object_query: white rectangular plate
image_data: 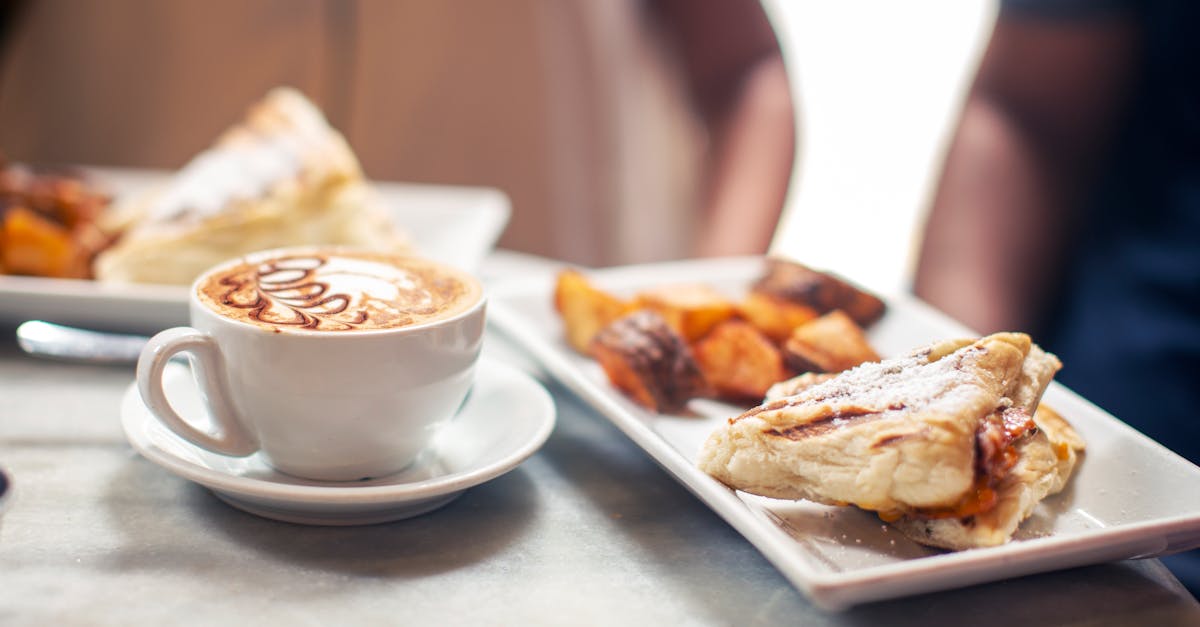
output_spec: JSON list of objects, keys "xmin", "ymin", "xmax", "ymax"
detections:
[
  {"xmin": 0, "ymin": 168, "xmax": 510, "ymax": 334},
  {"xmin": 488, "ymin": 256, "xmax": 1200, "ymax": 610}
]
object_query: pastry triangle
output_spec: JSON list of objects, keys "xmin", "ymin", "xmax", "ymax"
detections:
[
  {"xmin": 698, "ymin": 332, "xmax": 1084, "ymax": 549},
  {"xmin": 94, "ymin": 87, "xmax": 411, "ymax": 285}
]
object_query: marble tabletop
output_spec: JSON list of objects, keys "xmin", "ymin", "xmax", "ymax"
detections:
[{"xmin": 1, "ymin": 254, "xmax": 1198, "ymax": 625}]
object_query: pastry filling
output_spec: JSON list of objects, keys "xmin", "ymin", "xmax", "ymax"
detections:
[{"xmin": 902, "ymin": 406, "xmax": 1039, "ymax": 521}]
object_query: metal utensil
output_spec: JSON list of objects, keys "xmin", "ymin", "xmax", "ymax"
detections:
[{"xmin": 15, "ymin": 320, "xmax": 151, "ymax": 365}]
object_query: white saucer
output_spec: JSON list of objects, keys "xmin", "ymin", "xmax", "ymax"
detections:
[{"xmin": 120, "ymin": 358, "xmax": 556, "ymax": 525}]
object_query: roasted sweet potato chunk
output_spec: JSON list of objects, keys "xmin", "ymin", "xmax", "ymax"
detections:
[
  {"xmin": 552, "ymin": 261, "xmax": 890, "ymax": 413},
  {"xmin": 0, "ymin": 206, "xmax": 89, "ymax": 278},
  {"xmin": 753, "ymin": 257, "xmax": 886, "ymax": 326},
  {"xmin": 589, "ymin": 309, "xmax": 707, "ymax": 413},
  {"xmin": 554, "ymin": 269, "xmax": 634, "ymax": 353},
  {"xmin": 635, "ymin": 283, "xmax": 736, "ymax": 342},
  {"xmin": 693, "ymin": 319, "xmax": 788, "ymax": 401},
  {"xmin": 735, "ymin": 290, "xmax": 819, "ymax": 343},
  {"xmin": 782, "ymin": 310, "xmax": 881, "ymax": 373},
  {"xmin": 0, "ymin": 159, "xmax": 113, "ymax": 278}
]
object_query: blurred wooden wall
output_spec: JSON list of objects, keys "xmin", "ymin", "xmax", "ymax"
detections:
[{"xmin": 0, "ymin": 0, "xmax": 705, "ymax": 266}]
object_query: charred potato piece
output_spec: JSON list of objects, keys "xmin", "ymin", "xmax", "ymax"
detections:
[
  {"xmin": 693, "ymin": 319, "xmax": 788, "ymax": 401},
  {"xmin": 554, "ymin": 269, "xmax": 634, "ymax": 354},
  {"xmin": 23, "ymin": 175, "xmax": 108, "ymax": 230},
  {"xmin": 635, "ymin": 283, "xmax": 737, "ymax": 342},
  {"xmin": 782, "ymin": 310, "xmax": 881, "ymax": 373},
  {"xmin": 735, "ymin": 290, "xmax": 819, "ymax": 343},
  {"xmin": 753, "ymin": 257, "xmax": 886, "ymax": 326},
  {"xmin": 589, "ymin": 309, "xmax": 707, "ymax": 413}
]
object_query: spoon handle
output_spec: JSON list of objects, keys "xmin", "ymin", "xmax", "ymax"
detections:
[{"xmin": 16, "ymin": 320, "xmax": 150, "ymax": 365}]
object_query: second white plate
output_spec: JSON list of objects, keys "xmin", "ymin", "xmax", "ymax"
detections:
[{"xmin": 0, "ymin": 167, "xmax": 510, "ymax": 334}]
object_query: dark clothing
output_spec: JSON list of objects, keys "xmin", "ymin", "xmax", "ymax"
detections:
[
  {"xmin": 1004, "ymin": 0, "xmax": 1200, "ymax": 599},
  {"xmin": 1032, "ymin": 0, "xmax": 1200, "ymax": 467}
]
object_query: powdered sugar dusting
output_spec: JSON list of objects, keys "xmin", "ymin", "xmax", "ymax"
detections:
[
  {"xmin": 144, "ymin": 87, "xmax": 351, "ymax": 225},
  {"xmin": 744, "ymin": 343, "xmax": 989, "ymax": 424}
]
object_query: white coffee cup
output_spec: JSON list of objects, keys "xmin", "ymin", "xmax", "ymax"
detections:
[{"xmin": 136, "ymin": 246, "xmax": 486, "ymax": 481}]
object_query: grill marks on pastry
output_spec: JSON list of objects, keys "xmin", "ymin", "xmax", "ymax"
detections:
[
  {"xmin": 765, "ymin": 404, "xmax": 908, "ymax": 440},
  {"xmin": 736, "ymin": 348, "xmax": 976, "ymax": 441},
  {"xmin": 739, "ymin": 339, "xmax": 1035, "ymax": 518}
]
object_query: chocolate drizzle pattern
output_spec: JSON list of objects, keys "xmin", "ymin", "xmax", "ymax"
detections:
[
  {"xmin": 199, "ymin": 252, "xmax": 478, "ymax": 331},
  {"xmin": 221, "ymin": 256, "xmax": 359, "ymax": 329}
]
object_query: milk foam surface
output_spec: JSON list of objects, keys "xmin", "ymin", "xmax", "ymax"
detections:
[{"xmin": 197, "ymin": 251, "xmax": 480, "ymax": 331}]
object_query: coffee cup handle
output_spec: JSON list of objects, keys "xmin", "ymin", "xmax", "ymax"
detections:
[{"xmin": 137, "ymin": 327, "xmax": 259, "ymax": 457}]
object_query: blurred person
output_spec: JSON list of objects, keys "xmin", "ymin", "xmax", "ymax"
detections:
[
  {"xmin": 914, "ymin": 0, "xmax": 1200, "ymax": 595},
  {"xmin": 0, "ymin": 0, "xmax": 793, "ymax": 266}
]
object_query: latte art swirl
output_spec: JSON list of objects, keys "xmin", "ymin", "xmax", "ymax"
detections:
[{"xmin": 197, "ymin": 250, "xmax": 481, "ymax": 331}]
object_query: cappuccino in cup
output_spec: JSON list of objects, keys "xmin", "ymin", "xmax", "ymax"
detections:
[
  {"xmin": 137, "ymin": 246, "xmax": 486, "ymax": 482},
  {"xmin": 196, "ymin": 251, "xmax": 482, "ymax": 332}
]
